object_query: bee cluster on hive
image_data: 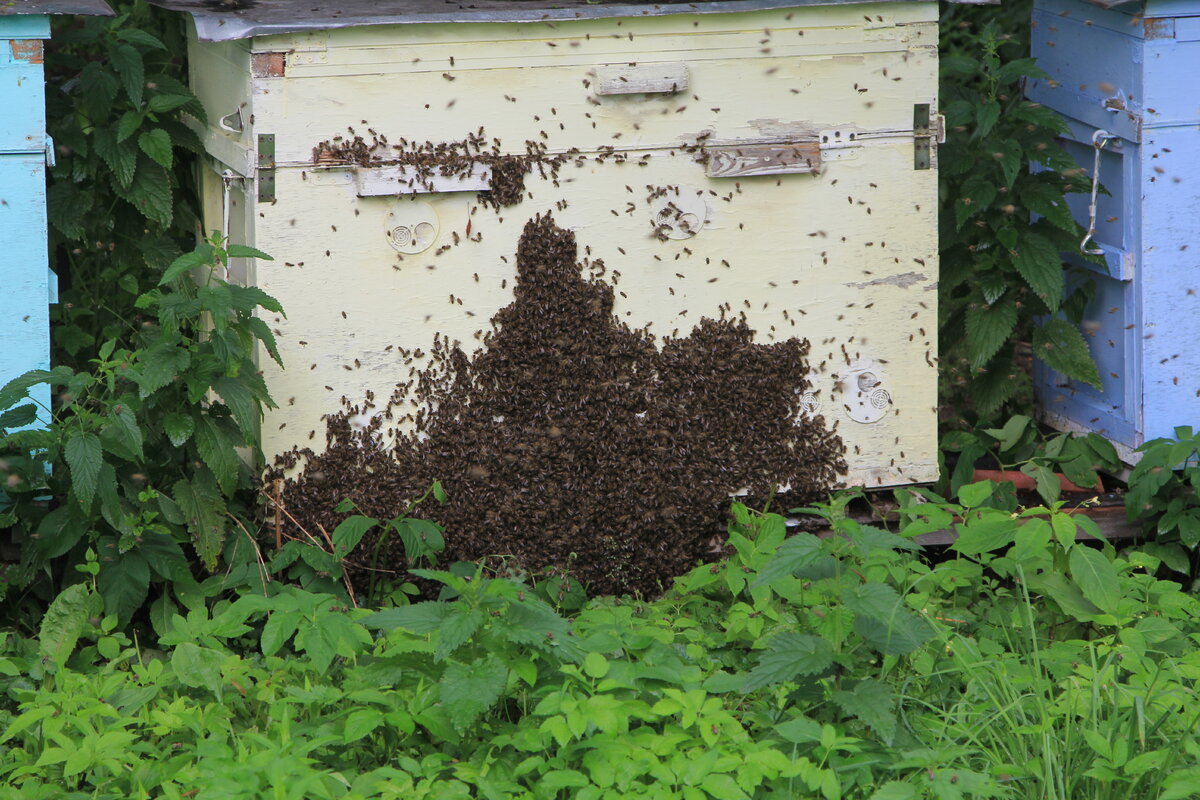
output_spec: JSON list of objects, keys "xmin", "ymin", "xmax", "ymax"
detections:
[{"xmin": 269, "ymin": 214, "xmax": 846, "ymax": 596}]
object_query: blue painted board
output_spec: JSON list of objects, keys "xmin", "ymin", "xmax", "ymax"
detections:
[
  {"xmin": 1030, "ymin": 0, "xmax": 1200, "ymax": 461},
  {"xmin": 0, "ymin": 16, "xmax": 49, "ymax": 155},
  {"xmin": 0, "ymin": 152, "xmax": 52, "ymax": 429}
]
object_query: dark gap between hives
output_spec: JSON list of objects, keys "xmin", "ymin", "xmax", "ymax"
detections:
[{"xmin": 270, "ymin": 214, "xmax": 846, "ymax": 597}]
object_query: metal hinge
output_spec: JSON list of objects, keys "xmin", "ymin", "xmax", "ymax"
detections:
[
  {"xmin": 257, "ymin": 134, "xmax": 275, "ymax": 202},
  {"xmin": 913, "ymin": 104, "xmax": 932, "ymax": 170}
]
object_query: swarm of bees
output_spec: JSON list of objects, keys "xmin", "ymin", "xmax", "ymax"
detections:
[
  {"xmin": 269, "ymin": 215, "xmax": 846, "ymax": 597},
  {"xmin": 311, "ymin": 128, "xmax": 574, "ymax": 209}
]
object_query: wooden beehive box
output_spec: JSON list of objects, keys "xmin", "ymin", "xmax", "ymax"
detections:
[
  {"xmin": 1029, "ymin": 0, "xmax": 1200, "ymax": 463},
  {"xmin": 0, "ymin": 0, "xmax": 111, "ymax": 429},
  {"xmin": 161, "ymin": 0, "xmax": 946, "ymax": 489}
]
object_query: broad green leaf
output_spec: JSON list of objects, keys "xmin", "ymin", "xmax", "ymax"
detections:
[
  {"xmin": 741, "ymin": 633, "xmax": 833, "ymax": 692},
  {"xmin": 64, "ymin": 430, "xmax": 103, "ymax": 510},
  {"xmin": 194, "ymin": 416, "xmax": 241, "ymax": 496},
  {"xmin": 135, "ymin": 343, "xmax": 190, "ymax": 398},
  {"xmin": 148, "ymin": 93, "xmax": 193, "ymax": 113},
  {"xmin": 1011, "ymin": 229, "xmax": 1063, "ymax": 311},
  {"xmin": 831, "ymin": 678, "xmax": 896, "ymax": 743},
  {"xmin": 171, "ymin": 642, "xmax": 226, "ymax": 693},
  {"xmin": 998, "ymin": 138, "xmax": 1022, "ymax": 189},
  {"xmin": 775, "ymin": 715, "xmax": 823, "ymax": 744},
  {"xmin": 226, "ymin": 244, "xmax": 274, "ymax": 260},
  {"xmin": 213, "ymin": 376, "xmax": 261, "ymax": 444},
  {"xmin": 843, "ymin": 583, "xmax": 933, "ymax": 655},
  {"xmin": 1034, "ymin": 319, "xmax": 1102, "ymax": 388},
  {"xmin": 162, "ymin": 412, "xmax": 195, "ymax": 447},
  {"xmin": 1069, "ymin": 545, "xmax": 1120, "ymax": 615},
  {"xmin": 38, "ymin": 583, "xmax": 96, "ymax": 668},
  {"xmin": 332, "ymin": 515, "xmax": 376, "ymax": 558},
  {"xmin": 343, "ymin": 708, "xmax": 383, "ymax": 743},
  {"xmin": 102, "ymin": 402, "xmax": 145, "ymax": 462},
  {"xmin": 160, "ymin": 249, "xmax": 213, "ymax": 285},
  {"xmin": 965, "ymin": 295, "xmax": 1017, "ymax": 370},
  {"xmin": 110, "ymin": 42, "xmax": 145, "ymax": 105},
  {"xmin": 1026, "ymin": 570, "xmax": 1102, "ymax": 622},
  {"xmin": 869, "ymin": 782, "xmax": 916, "ymax": 800},
  {"xmin": 227, "ymin": 284, "xmax": 284, "ymax": 314},
  {"xmin": 0, "ymin": 367, "xmax": 70, "ymax": 412},
  {"xmin": 260, "ymin": 610, "xmax": 302, "ymax": 656},
  {"xmin": 364, "ymin": 601, "xmax": 451, "ymax": 632},
  {"xmin": 752, "ymin": 533, "xmax": 822, "ymax": 587},
  {"xmin": 138, "ymin": 128, "xmax": 173, "ymax": 169},
  {"xmin": 97, "ymin": 550, "xmax": 151, "ymax": 623},
  {"xmin": 974, "ymin": 100, "xmax": 1001, "ymax": 139},
  {"xmin": 0, "ymin": 404, "xmax": 37, "ymax": 430},
  {"xmin": 117, "ymin": 28, "xmax": 166, "ymax": 50},
  {"xmin": 172, "ymin": 470, "xmax": 226, "ymax": 570},
  {"xmin": 117, "ymin": 156, "xmax": 173, "ymax": 227},
  {"xmin": 439, "ymin": 655, "xmax": 507, "ymax": 732},
  {"xmin": 583, "ymin": 651, "xmax": 609, "ymax": 678},
  {"xmin": 956, "ymin": 480, "xmax": 994, "ymax": 508},
  {"xmin": 700, "ymin": 774, "xmax": 748, "ymax": 800},
  {"xmin": 435, "ymin": 606, "xmax": 483, "ymax": 661},
  {"xmin": 93, "ymin": 128, "xmax": 137, "ymax": 188}
]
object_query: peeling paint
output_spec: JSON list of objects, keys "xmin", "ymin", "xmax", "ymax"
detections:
[
  {"xmin": 9, "ymin": 40, "xmax": 43, "ymax": 64},
  {"xmin": 847, "ymin": 271, "xmax": 927, "ymax": 289}
]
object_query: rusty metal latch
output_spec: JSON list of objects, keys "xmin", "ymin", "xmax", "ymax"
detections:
[
  {"xmin": 257, "ymin": 134, "xmax": 275, "ymax": 203},
  {"xmin": 913, "ymin": 104, "xmax": 935, "ymax": 171}
]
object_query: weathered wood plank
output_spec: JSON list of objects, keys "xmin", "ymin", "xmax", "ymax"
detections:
[
  {"xmin": 592, "ymin": 62, "xmax": 688, "ymax": 95},
  {"xmin": 704, "ymin": 141, "xmax": 822, "ymax": 178}
]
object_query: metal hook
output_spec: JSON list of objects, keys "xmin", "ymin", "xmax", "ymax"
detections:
[{"xmin": 1080, "ymin": 129, "xmax": 1116, "ymax": 256}]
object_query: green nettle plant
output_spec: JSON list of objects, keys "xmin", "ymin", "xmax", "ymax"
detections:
[
  {"xmin": 45, "ymin": 0, "xmax": 205, "ymax": 361},
  {"xmin": 939, "ymin": 413, "xmax": 1120, "ymax": 506},
  {"xmin": 0, "ymin": 239, "xmax": 280, "ymax": 622},
  {"xmin": 1125, "ymin": 426, "xmax": 1200, "ymax": 554},
  {"xmin": 938, "ymin": 22, "xmax": 1102, "ymax": 421}
]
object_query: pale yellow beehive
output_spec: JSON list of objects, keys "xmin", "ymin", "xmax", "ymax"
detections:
[{"xmin": 171, "ymin": 0, "xmax": 943, "ymax": 488}]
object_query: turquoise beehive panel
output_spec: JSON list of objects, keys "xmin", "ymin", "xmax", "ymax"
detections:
[{"xmin": 1029, "ymin": 0, "xmax": 1200, "ymax": 462}]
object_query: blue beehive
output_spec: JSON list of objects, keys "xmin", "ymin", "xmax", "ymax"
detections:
[
  {"xmin": 0, "ymin": 0, "xmax": 112, "ymax": 428},
  {"xmin": 1029, "ymin": 0, "xmax": 1200, "ymax": 463}
]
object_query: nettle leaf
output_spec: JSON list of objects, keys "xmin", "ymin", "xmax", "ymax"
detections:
[
  {"xmin": 364, "ymin": 601, "xmax": 451, "ymax": 632},
  {"xmin": 842, "ymin": 583, "xmax": 933, "ymax": 656},
  {"xmin": 46, "ymin": 181, "xmax": 93, "ymax": 239},
  {"xmin": 955, "ymin": 177, "xmax": 996, "ymax": 229},
  {"xmin": 110, "ymin": 42, "xmax": 145, "ymax": 106},
  {"xmin": 753, "ymin": 533, "xmax": 822, "ymax": 587},
  {"xmin": 64, "ymin": 430, "xmax": 103, "ymax": 510},
  {"xmin": 247, "ymin": 317, "xmax": 283, "ymax": 366},
  {"xmin": 741, "ymin": 633, "xmax": 833, "ymax": 692},
  {"xmin": 970, "ymin": 348, "xmax": 1023, "ymax": 419},
  {"xmin": 38, "ymin": 583, "xmax": 99, "ymax": 669},
  {"xmin": 117, "ymin": 155, "xmax": 173, "ymax": 227},
  {"xmin": 0, "ymin": 404, "xmax": 37, "ymax": 430},
  {"xmin": 1010, "ymin": 229, "xmax": 1064, "ymax": 311},
  {"xmin": 1069, "ymin": 545, "xmax": 1120, "ymax": 615},
  {"xmin": 1034, "ymin": 319, "xmax": 1102, "ymax": 388},
  {"xmin": 93, "ymin": 128, "xmax": 138, "ymax": 189},
  {"xmin": 160, "ymin": 248, "xmax": 214, "ymax": 285},
  {"xmin": 965, "ymin": 294, "xmax": 1018, "ymax": 370},
  {"xmin": 435, "ymin": 606, "xmax": 484, "ymax": 662},
  {"xmin": 173, "ymin": 469, "xmax": 226, "ymax": 570},
  {"xmin": 1021, "ymin": 177, "xmax": 1079, "ymax": 234},
  {"xmin": 101, "ymin": 402, "xmax": 145, "ymax": 462},
  {"xmin": 213, "ymin": 376, "xmax": 261, "ymax": 444},
  {"xmin": 998, "ymin": 138, "xmax": 1022, "ymax": 189},
  {"xmin": 148, "ymin": 93, "xmax": 193, "ymax": 113},
  {"xmin": 117, "ymin": 27, "xmax": 166, "ymax": 51},
  {"xmin": 136, "ymin": 342, "xmax": 191, "ymax": 398},
  {"xmin": 138, "ymin": 128, "xmax": 173, "ymax": 170},
  {"xmin": 162, "ymin": 412, "xmax": 195, "ymax": 447},
  {"xmin": 97, "ymin": 548, "xmax": 150, "ymax": 623},
  {"xmin": 171, "ymin": 642, "xmax": 226, "ymax": 694},
  {"xmin": 226, "ymin": 244, "xmax": 274, "ymax": 261},
  {"xmin": 115, "ymin": 110, "xmax": 144, "ymax": 143},
  {"xmin": 832, "ymin": 678, "xmax": 897, "ymax": 744},
  {"xmin": 193, "ymin": 416, "xmax": 242, "ymax": 496},
  {"xmin": 974, "ymin": 100, "xmax": 1001, "ymax": 139},
  {"xmin": 439, "ymin": 655, "xmax": 507, "ymax": 732}
]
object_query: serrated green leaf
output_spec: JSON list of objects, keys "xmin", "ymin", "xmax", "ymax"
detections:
[
  {"xmin": 160, "ymin": 249, "xmax": 212, "ymax": 285},
  {"xmin": 1026, "ymin": 570, "xmax": 1102, "ymax": 621},
  {"xmin": 998, "ymin": 138, "xmax": 1022, "ymax": 188},
  {"xmin": 171, "ymin": 642, "xmax": 225, "ymax": 693},
  {"xmin": 115, "ymin": 110, "xmax": 144, "ymax": 143},
  {"xmin": 843, "ymin": 583, "xmax": 933, "ymax": 655},
  {"xmin": 172, "ymin": 470, "xmax": 226, "ymax": 570},
  {"xmin": 246, "ymin": 317, "xmax": 284, "ymax": 367},
  {"xmin": 343, "ymin": 708, "xmax": 383, "ymax": 743},
  {"xmin": 831, "ymin": 678, "xmax": 896, "ymax": 743},
  {"xmin": 64, "ymin": 430, "xmax": 103, "ymax": 510},
  {"xmin": 226, "ymin": 244, "xmax": 273, "ymax": 260},
  {"xmin": 1011, "ymin": 229, "xmax": 1063, "ymax": 311},
  {"xmin": 38, "ymin": 583, "xmax": 96, "ymax": 668},
  {"xmin": 965, "ymin": 294, "xmax": 1018, "ymax": 370},
  {"xmin": 135, "ymin": 343, "xmax": 190, "ymax": 398},
  {"xmin": 97, "ymin": 550, "xmax": 150, "ymax": 623},
  {"xmin": 752, "ymin": 533, "xmax": 822, "ymax": 587},
  {"xmin": 117, "ymin": 155, "xmax": 173, "ymax": 227},
  {"xmin": 46, "ymin": 181, "xmax": 92, "ymax": 239},
  {"xmin": 162, "ymin": 412, "xmax": 195, "ymax": 447},
  {"xmin": 261, "ymin": 609, "xmax": 301, "ymax": 656},
  {"xmin": 0, "ymin": 404, "xmax": 37, "ymax": 430},
  {"xmin": 364, "ymin": 601, "xmax": 451, "ymax": 632},
  {"xmin": 194, "ymin": 416, "xmax": 241, "ymax": 496},
  {"xmin": 869, "ymin": 781, "xmax": 916, "ymax": 800},
  {"xmin": 1069, "ymin": 545, "xmax": 1120, "ymax": 615},
  {"xmin": 974, "ymin": 100, "xmax": 1001, "ymax": 139},
  {"xmin": 138, "ymin": 128, "xmax": 173, "ymax": 170},
  {"xmin": 742, "ymin": 633, "xmax": 833, "ymax": 692},
  {"xmin": 103, "ymin": 403, "xmax": 144, "ymax": 462},
  {"xmin": 439, "ymin": 655, "xmax": 507, "ymax": 732},
  {"xmin": 148, "ymin": 94, "xmax": 193, "ymax": 113},
  {"xmin": 1021, "ymin": 177, "xmax": 1079, "ymax": 234},
  {"xmin": 117, "ymin": 28, "xmax": 166, "ymax": 50},
  {"xmin": 111, "ymin": 43, "xmax": 145, "ymax": 106},
  {"xmin": 212, "ymin": 376, "xmax": 260, "ymax": 444},
  {"xmin": 1034, "ymin": 319, "xmax": 1102, "ymax": 388},
  {"xmin": 93, "ymin": 128, "xmax": 138, "ymax": 189},
  {"xmin": 436, "ymin": 606, "xmax": 483, "ymax": 661},
  {"xmin": 332, "ymin": 515, "xmax": 376, "ymax": 558},
  {"xmin": 227, "ymin": 284, "xmax": 284, "ymax": 315}
]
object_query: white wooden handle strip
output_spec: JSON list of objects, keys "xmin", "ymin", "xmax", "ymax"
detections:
[
  {"xmin": 355, "ymin": 164, "xmax": 491, "ymax": 196},
  {"xmin": 592, "ymin": 62, "xmax": 689, "ymax": 95},
  {"xmin": 703, "ymin": 141, "xmax": 821, "ymax": 178}
]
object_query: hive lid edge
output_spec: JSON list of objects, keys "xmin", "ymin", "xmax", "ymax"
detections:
[
  {"xmin": 149, "ymin": 0, "xmax": 958, "ymax": 43},
  {"xmin": 0, "ymin": 0, "xmax": 114, "ymax": 15}
]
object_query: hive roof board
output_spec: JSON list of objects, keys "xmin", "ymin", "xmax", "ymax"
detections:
[
  {"xmin": 150, "ymin": 0, "xmax": 989, "ymax": 41},
  {"xmin": 0, "ymin": 0, "xmax": 113, "ymax": 15}
]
